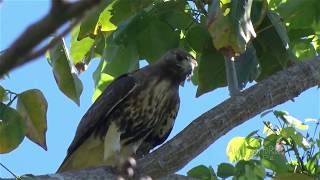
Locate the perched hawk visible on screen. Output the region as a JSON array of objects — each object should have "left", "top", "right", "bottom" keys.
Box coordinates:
[{"left": 57, "top": 49, "right": 197, "bottom": 172}]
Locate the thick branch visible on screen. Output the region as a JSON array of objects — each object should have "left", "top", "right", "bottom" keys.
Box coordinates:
[
  {"left": 0, "top": 169, "right": 195, "bottom": 180},
  {"left": 137, "top": 57, "right": 320, "bottom": 177},
  {"left": 2, "top": 57, "right": 319, "bottom": 179},
  {"left": 0, "top": 0, "right": 103, "bottom": 77}
]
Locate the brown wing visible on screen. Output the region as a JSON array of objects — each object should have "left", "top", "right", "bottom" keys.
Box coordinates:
[{"left": 58, "top": 73, "right": 138, "bottom": 170}]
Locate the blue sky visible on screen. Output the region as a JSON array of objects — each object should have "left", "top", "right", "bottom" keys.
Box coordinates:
[{"left": 0, "top": 0, "right": 319, "bottom": 178}]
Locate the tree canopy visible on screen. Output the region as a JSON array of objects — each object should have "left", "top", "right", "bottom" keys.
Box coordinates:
[{"left": 0, "top": 0, "right": 319, "bottom": 179}]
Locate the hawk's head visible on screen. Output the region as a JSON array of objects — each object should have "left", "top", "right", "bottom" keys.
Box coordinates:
[{"left": 160, "top": 48, "right": 198, "bottom": 84}]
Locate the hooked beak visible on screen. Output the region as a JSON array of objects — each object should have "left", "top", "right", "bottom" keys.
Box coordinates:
[
  {"left": 181, "top": 57, "right": 198, "bottom": 86},
  {"left": 187, "top": 57, "right": 198, "bottom": 80}
]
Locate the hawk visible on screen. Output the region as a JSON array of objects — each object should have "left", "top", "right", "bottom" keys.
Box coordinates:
[{"left": 57, "top": 49, "right": 197, "bottom": 172}]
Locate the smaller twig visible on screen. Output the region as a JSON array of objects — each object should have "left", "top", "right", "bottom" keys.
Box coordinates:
[
  {"left": 24, "top": 18, "right": 80, "bottom": 62},
  {"left": 194, "top": 0, "right": 208, "bottom": 16},
  {"left": 5, "top": 89, "right": 18, "bottom": 96},
  {"left": 6, "top": 94, "right": 18, "bottom": 107},
  {"left": 283, "top": 138, "right": 305, "bottom": 172},
  {"left": 310, "top": 121, "right": 319, "bottom": 156},
  {"left": 0, "top": 163, "right": 18, "bottom": 178}
]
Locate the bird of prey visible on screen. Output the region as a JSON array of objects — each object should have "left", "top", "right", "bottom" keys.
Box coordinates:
[{"left": 57, "top": 48, "right": 197, "bottom": 172}]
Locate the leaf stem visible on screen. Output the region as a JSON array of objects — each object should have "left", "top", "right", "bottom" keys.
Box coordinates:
[{"left": 0, "top": 163, "right": 18, "bottom": 178}]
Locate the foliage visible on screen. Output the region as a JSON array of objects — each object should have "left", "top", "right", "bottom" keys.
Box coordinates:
[
  {"left": 187, "top": 110, "right": 320, "bottom": 179},
  {"left": 0, "top": 88, "right": 47, "bottom": 153},
  {"left": 0, "top": 0, "right": 319, "bottom": 170}
]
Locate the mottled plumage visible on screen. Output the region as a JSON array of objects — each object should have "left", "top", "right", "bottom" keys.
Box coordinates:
[{"left": 57, "top": 49, "right": 197, "bottom": 172}]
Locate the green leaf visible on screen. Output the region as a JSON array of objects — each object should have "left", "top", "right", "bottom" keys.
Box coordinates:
[
  {"left": 0, "top": 86, "right": 8, "bottom": 102},
  {"left": 137, "top": 20, "right": 180, "bottom": 62},
  {"left": 274, "top": 173, "right": 314, "bottom": 180},
  {"left": 234, "top": 44, "right": 260, "bottom": 89},
  {"left": 196, "top": 47, "right": 226, "bottom": 97},
  {"left": 277, "top": 0, "right": 318, "bottom": 29},
  {"left": 235, "top": 160, "right": 266, "bottom": 179},
  {"left": 250, "top": 0, "right": 268, "bottom": 27},
  {"left": 292, "top": 38, "right": 318, "bottom": 60},
  {"left": 217, "top": 163, "right": 235, "bottom": 178},
  {"left": 92, "top": 41, "right": 139, "bottom": 101},
  {"left": 94, "top": 2, "right": 117, "bottom": 33},
  {"left": 207, "top": 1, "right": 237, "bottom": 51},
  {"left": 207, "top": 0, "right": 256, "bottom": 54},
  {"left": 253, "top": 11, "right": 294, "bottom": 80},
  {"left": 162, "top": 10, "right": 193, "bottom": 30},
  {"left": 0, "top": 102, "right": 25, "bottom": 153},
  {"left": 185, "top": 24, "right": 212, "bottom": 52},
  {"left": 263, "top": 134, "right": 280, "bottom": 147},
  {"left": 112, "top": 11, "right": 151, "bottom": 45},
  {"left": 260, "top": 153, "right": 288, "bottom": 175},
  {"left": 187, "top": 165, "right": 217, "bottom": 180},
  {"left": 306, "top": 152, "right": 320, "bottom": 175},
  {"left": 70, "top": 26, "right": 95, "bottom": 65},
  {"left": 47, "top": 38, "right": 83, "bottom": 106},
  {"left": 110, "top": 0, "right": 153, "bottom": 25},
  {"left": 103, "top": 42, "right": 139, "bottom": 77},
  {"left": 280, "top": 127, "right": 309, "bottom": 148},
  {"left": 226, "top": 137, "right": 260, "bottom": 162},
  {"left": 77, "top": 0, "right": 113, "bottom": 40},
  {"left": 92, "top": 72, "right": 114, "bottom": 102},
  {"left": 273, "top": 110, "right": 289, "bottom": 118},
  {"left": 16, "top": 89, "right": 48, "bottom": 150}
]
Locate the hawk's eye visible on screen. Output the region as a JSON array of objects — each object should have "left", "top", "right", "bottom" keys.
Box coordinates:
[{"left": 176, "top": 53, "right": 184, "bottom": 61}]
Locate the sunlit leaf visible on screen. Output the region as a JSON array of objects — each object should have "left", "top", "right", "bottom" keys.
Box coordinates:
[
  {"left": 92, "top": 41, "right": 138, "bottom": 101},
  {"left": 92, "top": 73, "right": 114, "bottom": 102},
  {"left": 282, "top": 114, "right": 309, "bottom": 130},
  {"left": 94, "top": 1, "right": 117, "bottom": 34},
  {"left": 226, "top": 137, "right": 260, "bottom": 162},
  {"left": 0, "top": 103, "right": 25, "bottom": 153},
  {"left": 47, "top": 38, "right": 83, "bottom": 106},
  {"left": 70, "top": 26, "right": 95, "bottom": 65},
  {"left": 77, "top": 0, "right": 113, "bottom": 40},
  {"left": 16, "top": 89, "right": 48, "bottom": 150},
  {"left": 263, "top": 122, "right": 275, "bottom": 136}
]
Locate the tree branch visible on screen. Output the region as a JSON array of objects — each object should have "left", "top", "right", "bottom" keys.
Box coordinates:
[
  {"left": 137, "top": 56, "right": 320, "bottom": 177},
  {"left": 0, "top": 0, "right": 103, "bottom": 77},
  {"left": 0, "top": 169, "right": 196, "bottom": 180},
  {"left": 2, "top": 57, "right": 319, "bottom": 179}
]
